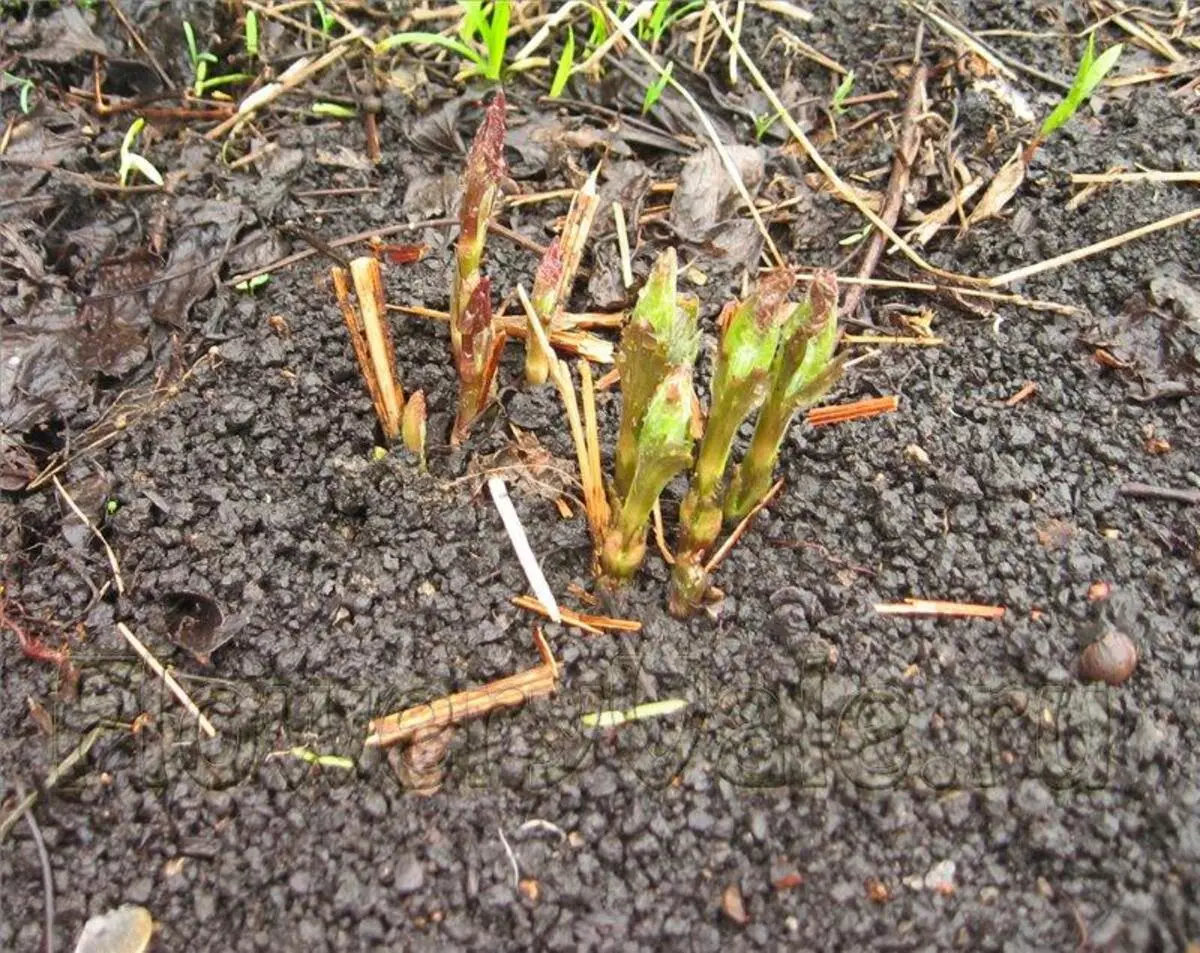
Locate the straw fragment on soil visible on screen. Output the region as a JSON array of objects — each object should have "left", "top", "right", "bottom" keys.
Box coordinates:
[
  {"left": 365, "top": 630, "right": 560, "bottom": 749},
  {"left": 874, "top": 599, "right": 1005, "bottom": 619}
]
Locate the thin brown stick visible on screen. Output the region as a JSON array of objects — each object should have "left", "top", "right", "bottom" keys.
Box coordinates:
[
  {"left": 989, "top": 205, "right": 1200, "bottom": 286},
  {"left": 1119, "top": 482, "right": 1200, "bottom": 506},
  {"left": 1071, "top": 170, "right": 1200, "bottom": 185},
  {"left": 705, "top": 479, "right": 785, "bottom": 574},
  {"left": 107, "top": 0, "right": 175, "bottom": 89},
  {"left": 365, "top": 630, "right": 559, "bottom": 748},
  {"left": 488, "top": 220, "right": 548, "bottom": 257},
  {"left": 807, "top": 395, "right": 899, "bottom": 427},
  {"left": 653, "top": 499, "right": 675, "bottom": 565},
  {"left": 116, "top": 624, "right": 217, "bottom": 736},
  {"left": 875, "top": 599, "right": 1005, "bottom": 619},
  {"left": 52, "top": 476, "right": 125, "bottom": 595},
  {"left": 841, "top": 65, "right": 928, "bottom": 316},
  {"left": 513, "top": 595, "right": 643, "bottom": 634}
]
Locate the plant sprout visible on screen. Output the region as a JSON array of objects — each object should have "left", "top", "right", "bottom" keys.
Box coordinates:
[
  {"left": 831, "top": 70, "right": 855, "bottom": 115},
  {"left": 642, "top": 62, "right": 673, "bottom": 113},
  {"left": 725, "top": 271, "right": 844, "bottom": 523},
  {"left": 670, "top": 269, "right": 796, "bottom": 616},
  {"left": 313, "top": 0, "right": 337, "bottom": 36},
  {"left": 118, "top": 118, "right": 163, "bottom": 187},
  {"left": 2, "top": 72, "right": 34, "bottom": 114},
  {"left": 549, "top": 27, "right": 575, "bottom": 98},
  {"left": 450, "top": 90, "right": 508, "bottom": 444},
  {"left": 183, "top": 21, "right": 251, "bottom": 97},
  {"left": 376, "top": 0, "right": 510, "bottom": 82},
  {"left": 642, "top": 0, "right": 703, "bottom": 46},
  {"left": 1039, "top": 32, "right": 1123, "bottom": 143},
  {"left": 244, "top": 10, "right": 259, "bottom": 58}
]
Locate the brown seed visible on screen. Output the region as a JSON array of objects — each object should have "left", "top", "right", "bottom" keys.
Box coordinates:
[
  {"left": 1087, "top": 581, "right": 1111, "bottom": 602},
  {"left": 518, "top": 878, "right": 540, "bottom": 903},
  {"left": 865, "top": 878, "right": 890, "bottom": 903},
  {"left": 1079, "top": 631, "right": 1138, "bottom": 686},
  {"left": 721, "top": 883, "right": 748, "bottom": 925}
]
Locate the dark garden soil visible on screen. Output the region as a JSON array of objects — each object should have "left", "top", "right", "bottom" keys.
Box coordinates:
[{"left": 2, "top": 1, "right": 1200, "bottom": 950}]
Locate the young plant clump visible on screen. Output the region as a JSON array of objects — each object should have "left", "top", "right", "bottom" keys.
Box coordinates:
[
  {"left": 450, "top": 89, "right": 508, "bottom": 445},
  {"left": 599, "top": 249, "right": 699, "bottom": 588},
  {"left": 669, "top": 269, "right": 800, "bottom": 616}
]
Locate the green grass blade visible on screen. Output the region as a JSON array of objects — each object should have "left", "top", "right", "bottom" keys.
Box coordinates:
[
  {"left": 123, "top": 153, "right": 163, "bottom": 187},
  {"left": 1080, "top": 42, "right": 1122, "bottom": 100},
  {"left": 183, "top": 21, "right": 199, "bottom": 65},
  {"left": 375, "top": 30, "right": 484, "bottom": 64},
  {"left": 484, "top": 1, "right": 510, "bottom": 80},
  {"left": 642, "top": 61, "right": 672, "bottom": 114},
  {"left": 549, "top": 27, "right": 575, "bottom": 98}
]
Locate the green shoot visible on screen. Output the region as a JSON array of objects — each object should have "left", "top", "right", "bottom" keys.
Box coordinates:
[
  {"left": 587, "top": 5, "right": 609, "bottom": 49},
  {"left": 245, "top": 10, "right": 259, "bottom": 58},
  {"left": 1039, "top": 32, "right": 1122, "bottom": 141},
  {"left": 183, "top": 21, "right": 249, "bottom": 97},
  {"left": 644, "top": 0, "right": 703, "bottom": 45},
  {"left": 549, "top": 27, "right": 575, "bottom": 98},
  {"left": 377, "top": 0, "right": 509, "bottom": 81},
  {"left": 2, "top": 72, "right": 34, "bottom": 114},
  {"left": 832, "top": 70, "right": 855, "bottom": 115},
  {"left": 311, "top": 101, "right": 358, "bottom": 118},
  {"left": 642, "top": 62, "right": 673, "bottom": 114},
  {"left": 118, "top": 118, "right": 163, "bottom": 187},
  {"left": 753, "top": 109, "right": 780, "bottom": 141},
  {"left": 234, "top": 274, "right": 270, "bottom": 293},
  {"left": 313, "top": 0, "right": 337, "bottom": 36}
]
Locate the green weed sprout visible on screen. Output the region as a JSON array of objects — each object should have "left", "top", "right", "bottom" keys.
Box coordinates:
[
  {"left": 831, "top": 71, "right": 855, "bottom": 115},
  {"left": 245, "top": 10, "right": 259, "bottom": 58},
  {"left": 183, "top": 21, "right": 251, "bottom": 97},
  {"left": 669, "top": 269, "right": 796, "bottom": 616},
  {"left": 1035, "top": 32, "right": 1122, "bottom": 147},
  {"left": 725, "top": 271, "right": 844, "bottom": 523},
  {"left": 376, "top": 0, "right": 509, "bottom": 82},
  {"left": 642, "top": 62, "right": 673, "bottom": 113},
  {"left": 613, "top": 248, "right": 699, "bottom": 500},
  {"left": 600, "top": 364, "right": 697, "bottom": 586},
  {"left": 642, "top": 0, "right": 703, "bottom": 46},
  {"left": 118, "top": 118, "right": 163, "bottom": 187},
  {"left": 2, "top": 72, "right": 34, "bottom": 114},
  {"left": 450, "top": 89, "right": 508, "bottom": 445},
  {"left": 549, "top": 27, "right": 575, "bottom": 98},
  {"left": 313, "top": 0, "right": 337, "bottom": 36}
]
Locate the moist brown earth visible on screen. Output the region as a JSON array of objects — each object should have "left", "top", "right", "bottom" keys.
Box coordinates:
[{"left": 2, "top": 2, "right": 1199, "bottom": 951}]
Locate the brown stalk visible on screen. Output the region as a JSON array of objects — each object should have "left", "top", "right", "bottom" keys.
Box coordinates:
[
  {"left": 807, "top": 395, "right": 899, "bottom": 427},
  {"left": 332, "top": 257, "right": 405, "bottom": 441},
  {"left": 874, "top": 599, "right": 1005, "bottom": 619},
  {"left": 512, "top": 596, "right": 642, "bottom": 635},
  {"left": 365, "top": 630, "right": 559, "bottom": 749},
  {"left": 841, "top": 64, "right": 928, "bottom": 317}
]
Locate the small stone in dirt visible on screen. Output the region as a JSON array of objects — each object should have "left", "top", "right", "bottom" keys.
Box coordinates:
[
  {"left": 720, "top": 883, "right": 748, "bottom": 925},
  {"left": 73, "top": 905, "right": 153, "bottom": 953},
  {"left": 395, "top": 853, "right": 424, "bottom": 894},
  {"left": 1079, "top": 631, "right": 1138, "bottom": 686},
  {"left": 518, "top": 878, "right": 540, "bottom": 903},
  {"left": 865, "top": 878, "right": 890, "bottom": 903},
  {"left": 924, "top": 860, "right": 956, "bottom": 895}
]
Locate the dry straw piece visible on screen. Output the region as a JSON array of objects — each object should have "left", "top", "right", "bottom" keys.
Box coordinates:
[{"left": 333, "top": 256, "right": 405, "bottom": 441}]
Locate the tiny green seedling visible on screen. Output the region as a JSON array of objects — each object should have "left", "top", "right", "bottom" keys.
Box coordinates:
[
  {"left": 184, "top": 21, "right": 251, "bottom": 97},
  {"left": 313, "top": 0, "right": 337, "bottom": 36},
  {"left": 753, "top": 109, "right": 780, "bottom": 141},
  {"left": 272, "top": 746, "right": 355, "bottom": 771},
  {"left": 371, "top": 446, "right": 388, "bottom": 462},
  {"left": 582, "top": 698, "right": 689, "bottom": 728},
  {"left": 549, "top": 27, "right": 575, "bottom": 98},
  {"left": 105, "top": 499, "right": 120, "bottom": 516},
  {"left": 244, "top": 10, "right": 259, "bottom": 58},
  {"left": 642, "top": 0, "right": 703, "bottom": 46},
  {"left": 118, "top": 118, "right": 163, "bottom": 187},
  {"left": 311, "top": 101, "right": 357, "bottom": 119},
  {"left": 832, "top": 70, "right": 855, "bottom": 115},
  {"left": 587, "top": 5, "right": 608, "bottom": 49},
  {"left": 642, "top": 62, "right": 673, "bottom": 114},
  {"left": 234, "top": 274, "right": 270, "bottom": 293},
  {"left": 838, "top": 223, "right": 871, "bottom": 246},
  {"left": 1039, "top": 32, "right": 1122, "bottom": 142},
  {"left": 2, "top": 72, "right": 34, "bottom": 115},
  {"left": 376, "top": 0, "right": 510, "bottom": 82}
]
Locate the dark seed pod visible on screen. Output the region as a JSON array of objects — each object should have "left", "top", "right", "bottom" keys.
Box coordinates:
[{"left": 1079, "top": 631, "right": 1138, "bottom": 686}]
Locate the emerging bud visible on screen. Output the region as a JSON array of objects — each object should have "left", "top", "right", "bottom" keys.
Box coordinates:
[{"left": 402, "top": 390, "right": 427, "bottom": 463}]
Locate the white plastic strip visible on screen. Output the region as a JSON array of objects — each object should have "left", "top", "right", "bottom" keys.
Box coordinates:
[{"left": 488, "top": 476, "right": 562, "bottom": 623}]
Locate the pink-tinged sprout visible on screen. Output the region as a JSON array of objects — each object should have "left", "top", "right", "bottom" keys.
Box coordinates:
[
  {"left": 600, "top": 365, "right": 696, "bottom": 586},
  {"left": 525, "top": 169, "right": 600, "bottom": 386},
  {"left": 526, "top": 238, "right": 564, "bottom": 385},
  {"left": 450, "top": 90, "right": 508, "bottom": 445},
  {"left": 725, "top": 270, "right": 844, "bottom": 523},
  {"left": 403, "top": 390, "right": 428, "bottom": 466},
  {"left": 669, "top": 268, "right": 796, "bottom": 617},
  {"left": 614, "top": 248, "right": 698, "bottom": 500}
]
